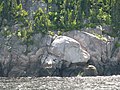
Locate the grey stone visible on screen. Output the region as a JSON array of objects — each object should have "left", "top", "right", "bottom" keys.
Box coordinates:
[
  {"left": 0, "top": 27, "right": 120, "bottom": 77},
  {"left": 64, "top": 30, "right": 114, "bottom": 75},
  {"left": 83, "top": 65, "right": 98, "bottom": 76},
  {"left": 49, "top": 36, "right": 90, "bottom": 63}
]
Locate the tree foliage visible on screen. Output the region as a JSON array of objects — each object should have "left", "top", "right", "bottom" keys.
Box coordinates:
[{"left": 0, "top": 0, "right": 119, "bottom": 38}]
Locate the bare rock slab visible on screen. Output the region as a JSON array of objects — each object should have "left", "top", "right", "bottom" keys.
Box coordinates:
[{"left": 49, "top": 36, "right": 90, "bottom": 63}]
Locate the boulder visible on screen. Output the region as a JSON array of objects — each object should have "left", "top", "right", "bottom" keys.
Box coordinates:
[
  {"left": 64, "top": 30, "right": 113, "bottom": 60},
  {"left": 49, "top": 36, "right": 90, "bottom": 63},
  {"left": 64, "top": 30, "right": 114, "bottom": 75},
  {"left": 83, "top": 65, "right": 98, "bottom": 76}
]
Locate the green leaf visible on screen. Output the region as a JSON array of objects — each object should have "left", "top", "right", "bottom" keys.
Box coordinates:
[
  {"left": 48, "top": 0, "right": 52, "bottom": 3},
  {"left": 0, "top": 2, "right": 3, "bottom": 13},
  {"left": 17, "top": 31, "right": 21, "bottom": 37}
]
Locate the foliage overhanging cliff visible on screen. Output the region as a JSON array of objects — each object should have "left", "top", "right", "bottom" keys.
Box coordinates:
[{"left": 0, "top": 0, "right": 120, "bottom": 50}]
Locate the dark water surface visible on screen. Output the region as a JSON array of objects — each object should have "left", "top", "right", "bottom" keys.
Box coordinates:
[{"left": 0, "top": 76, "right": 120, "bottom": 90}]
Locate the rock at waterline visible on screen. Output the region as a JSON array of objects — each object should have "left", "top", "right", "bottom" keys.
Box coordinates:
[{"left": 83, "top": 65, "right": 98, "bottom": 76}]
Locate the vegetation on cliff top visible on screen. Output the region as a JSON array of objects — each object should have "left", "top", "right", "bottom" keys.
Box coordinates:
[{"left": 0, "top": 0, "right": 120, "bottom": 49}]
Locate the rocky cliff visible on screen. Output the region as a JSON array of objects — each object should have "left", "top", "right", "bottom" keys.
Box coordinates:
[{"left": 0, "top": 27, "right": 120, "bottom": 77}]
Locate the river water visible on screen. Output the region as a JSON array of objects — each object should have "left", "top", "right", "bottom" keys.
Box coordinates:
[{"left": 0, "top": 76, "right": 120, "bottom": 90}]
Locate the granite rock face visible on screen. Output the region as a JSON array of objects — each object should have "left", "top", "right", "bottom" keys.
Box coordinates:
[
  {"left": 64, "top": 30, "right": 118, "bottom": 75},
  {"left": 49, "top": 36, "right": 90, "bottom": 63},
  {"left": 0, "top": 28, "right": 120, "bottom": 77},
  {"left": 64, "top": 30, "right": 113, "bottom": 62}
]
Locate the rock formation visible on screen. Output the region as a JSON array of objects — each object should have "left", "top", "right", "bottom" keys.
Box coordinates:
[
  {"left": 0, "top": 28, "right": 120, "bottom": 77},
  {"left": 83, "top": 65, "right": 98, "bottom": 76},
  {"left": 49, "top": 36, "right": 90, "bottom": 63}
]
